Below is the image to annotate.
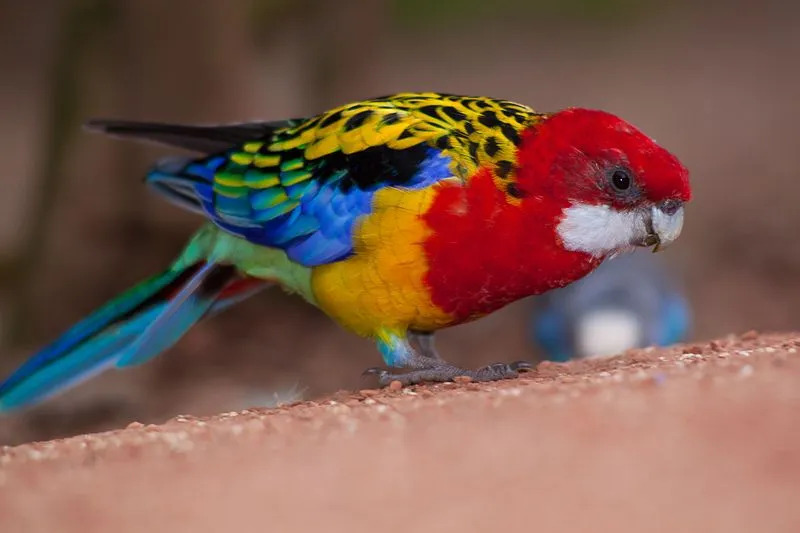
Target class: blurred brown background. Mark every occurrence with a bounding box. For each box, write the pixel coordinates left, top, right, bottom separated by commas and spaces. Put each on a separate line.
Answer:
0, 0, 798, 445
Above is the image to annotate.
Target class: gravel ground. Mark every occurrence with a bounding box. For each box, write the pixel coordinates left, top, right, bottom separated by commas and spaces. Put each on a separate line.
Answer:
1, 332, 799, 533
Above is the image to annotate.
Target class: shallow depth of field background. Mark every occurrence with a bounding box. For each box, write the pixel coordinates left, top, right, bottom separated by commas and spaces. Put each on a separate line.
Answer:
0, 0, 797, 444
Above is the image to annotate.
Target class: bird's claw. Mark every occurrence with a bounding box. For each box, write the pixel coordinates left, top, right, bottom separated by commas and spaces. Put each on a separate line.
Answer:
362, 367, 400, 387
511, 360, 533, 371
363, 359, 533, 387
361, 367, 391, 383
474, 360, 532, 381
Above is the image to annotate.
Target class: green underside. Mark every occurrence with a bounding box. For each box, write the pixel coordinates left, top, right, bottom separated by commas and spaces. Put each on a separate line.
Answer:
175, 223, 317, 305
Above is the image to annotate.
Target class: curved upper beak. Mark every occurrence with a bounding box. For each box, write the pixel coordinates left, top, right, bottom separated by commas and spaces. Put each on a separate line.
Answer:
640, 201, 685, 252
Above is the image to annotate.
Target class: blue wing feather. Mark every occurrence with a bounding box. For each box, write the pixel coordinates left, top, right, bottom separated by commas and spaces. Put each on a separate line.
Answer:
149, 144, 453, 267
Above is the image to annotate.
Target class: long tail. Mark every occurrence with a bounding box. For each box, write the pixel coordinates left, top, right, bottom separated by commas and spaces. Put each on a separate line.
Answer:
0, 261, 266, 413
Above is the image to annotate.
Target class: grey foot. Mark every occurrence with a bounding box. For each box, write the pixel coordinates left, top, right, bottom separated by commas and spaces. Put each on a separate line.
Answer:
363, 360, 532, 387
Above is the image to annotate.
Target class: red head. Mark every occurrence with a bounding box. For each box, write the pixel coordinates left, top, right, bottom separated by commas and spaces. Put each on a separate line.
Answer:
423, 107, 690, 323
515, 108, 691, 256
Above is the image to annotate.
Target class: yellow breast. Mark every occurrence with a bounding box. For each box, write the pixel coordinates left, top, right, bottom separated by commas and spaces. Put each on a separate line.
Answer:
310, 185, 454, 338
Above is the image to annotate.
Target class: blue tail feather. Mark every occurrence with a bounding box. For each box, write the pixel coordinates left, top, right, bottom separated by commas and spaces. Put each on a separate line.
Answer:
0, 262, 243, 413
116, 262, 227, 367
0, 306, 163, 411
0, 269, 184, 401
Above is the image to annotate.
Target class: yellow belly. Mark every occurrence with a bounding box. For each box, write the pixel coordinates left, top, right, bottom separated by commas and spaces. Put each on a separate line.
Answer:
310, 185, 454, 338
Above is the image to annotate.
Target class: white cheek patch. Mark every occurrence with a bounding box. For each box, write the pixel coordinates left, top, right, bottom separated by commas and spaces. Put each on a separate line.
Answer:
556, 203, 647, 257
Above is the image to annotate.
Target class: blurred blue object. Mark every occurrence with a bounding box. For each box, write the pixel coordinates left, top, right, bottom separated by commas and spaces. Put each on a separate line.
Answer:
530, 252, 691, 361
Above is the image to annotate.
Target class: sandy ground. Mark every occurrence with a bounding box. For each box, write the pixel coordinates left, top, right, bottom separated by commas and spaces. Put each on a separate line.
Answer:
1, 331, 799, 533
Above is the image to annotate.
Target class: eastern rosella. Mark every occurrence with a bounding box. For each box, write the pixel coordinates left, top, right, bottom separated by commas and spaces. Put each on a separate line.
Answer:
531, 252, 691, 361
0, 93, 690, 412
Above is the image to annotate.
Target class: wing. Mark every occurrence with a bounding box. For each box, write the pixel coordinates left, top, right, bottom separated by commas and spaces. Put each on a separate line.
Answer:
376, 92, 543, 183
104, 93, 543, 267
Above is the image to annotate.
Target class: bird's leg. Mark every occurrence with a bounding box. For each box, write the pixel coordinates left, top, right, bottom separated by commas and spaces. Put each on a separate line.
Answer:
365, 331, 531, 387
408, 330, 442, 360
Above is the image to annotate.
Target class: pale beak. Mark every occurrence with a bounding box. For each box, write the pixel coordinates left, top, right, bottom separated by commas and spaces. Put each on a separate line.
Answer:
644, 200, 685, 252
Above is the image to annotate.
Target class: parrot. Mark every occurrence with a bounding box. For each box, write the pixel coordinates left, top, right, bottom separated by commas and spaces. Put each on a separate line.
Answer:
530, 251, 691, 362
0, 92, 691, 412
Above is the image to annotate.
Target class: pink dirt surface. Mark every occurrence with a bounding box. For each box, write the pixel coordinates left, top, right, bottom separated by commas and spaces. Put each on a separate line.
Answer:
1, 332, 799, 533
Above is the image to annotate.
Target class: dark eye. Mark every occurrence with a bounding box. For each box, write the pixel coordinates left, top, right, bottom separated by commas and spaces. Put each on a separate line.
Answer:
611, 168, 632, 191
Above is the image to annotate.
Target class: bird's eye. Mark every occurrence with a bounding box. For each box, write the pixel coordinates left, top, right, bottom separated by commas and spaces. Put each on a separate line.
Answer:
610, 168, 632, 191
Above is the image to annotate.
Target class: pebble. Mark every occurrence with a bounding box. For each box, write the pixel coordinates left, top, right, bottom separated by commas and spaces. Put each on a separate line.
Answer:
358, 389, 379, 397
126, 422, 144, 430
388, 380, 403, 391
453, 375, 473, 384
536, 361, 562, 370
683, 345, 705, 355
630, 351, 654, 363
740, 330, 759, 341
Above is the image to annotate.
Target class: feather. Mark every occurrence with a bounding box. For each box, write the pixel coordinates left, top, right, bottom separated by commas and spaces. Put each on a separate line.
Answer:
0, 261, 263, 412
0, 267, 185, 411
91, 95, 539, 269
115, 262, 233, 367
85, 119, 292, 154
